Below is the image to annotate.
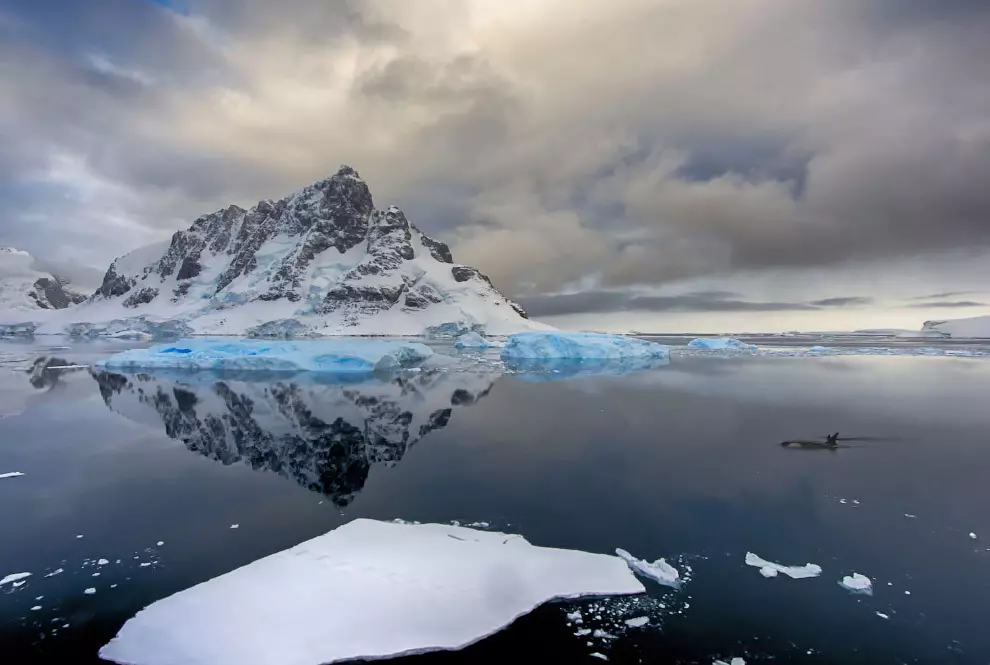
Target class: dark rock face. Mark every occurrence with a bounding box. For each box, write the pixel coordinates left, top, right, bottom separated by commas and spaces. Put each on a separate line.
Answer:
29, 277, 86, 310
123, 287, 159, 308
91, 367, 498, 507
96, 263, 137, 299
421, 235, 453, 264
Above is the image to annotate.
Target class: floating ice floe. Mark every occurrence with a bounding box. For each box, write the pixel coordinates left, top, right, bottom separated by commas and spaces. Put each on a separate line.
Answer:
84, 588, 96, 595
502, 331, 669, 361
100, 519, 644, 665
0, 471, 25, 479
745, 552, 822, 579
615, 548, 682, 588
713, 658, 746, 665
624, 616, 650, 627
687, 338, 757, 351
454, 332, 495, 349
0, 572, 31, 586
839, 573, 873, 594
97, 339, 434, 374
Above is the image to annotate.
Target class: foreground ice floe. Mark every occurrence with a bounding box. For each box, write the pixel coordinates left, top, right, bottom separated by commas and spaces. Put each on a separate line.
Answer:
744, 552, 822, 579
615, 548, 682, 588
839, 573, 873, 594
687, 338, 757, 351
97, 338, 434, 374
502, 332, 669, 361
100, 519, 644, 665
1, 572, 32, 586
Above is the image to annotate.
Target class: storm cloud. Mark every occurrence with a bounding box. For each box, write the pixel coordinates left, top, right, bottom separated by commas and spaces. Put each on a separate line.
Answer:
1, 0, 989, 305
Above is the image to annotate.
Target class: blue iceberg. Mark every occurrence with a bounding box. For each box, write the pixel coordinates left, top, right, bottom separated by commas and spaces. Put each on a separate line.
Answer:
454, 332, 494, 349
97, 339, 435, 374
501, 331, 669, 361
686, 338, 757, 351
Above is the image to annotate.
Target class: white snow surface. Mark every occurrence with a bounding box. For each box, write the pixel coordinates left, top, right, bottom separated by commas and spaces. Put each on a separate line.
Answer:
686, 338, 757, 350
97, 338, 434, 373
922, 316, 990, 338
502, 331, 669, 361
454, 331, 494, 348
99, 519, 644, 665
745, 552, 822, 579
0, 247, 84, 313
839, 573, 873, 594
615, 548, 681, 588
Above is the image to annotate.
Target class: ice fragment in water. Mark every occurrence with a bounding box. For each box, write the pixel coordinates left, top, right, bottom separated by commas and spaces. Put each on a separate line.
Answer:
745, 552, 821, 579
99, 519, 644, 665
84, 588, 96, 595
502, 331, 669, 361
624, 616, 650, 627
615, 548, 681, 588
31, 605, 42, 611
97, 559, 109, 566
687, 338, 757, 350
454, 332, 494, 348
876, 612, 890, 619
230, 524, 239, 529
0, 471, 25, 479
839, 573, 873, 594
713, 659, 747, 665
157, 541, 165, 546
590, 654, 608, 661
0, 572, 32, 586
969, 532, 977, 540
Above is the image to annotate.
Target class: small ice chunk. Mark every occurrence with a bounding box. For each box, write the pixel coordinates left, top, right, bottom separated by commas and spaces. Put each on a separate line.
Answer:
76, 534, 84, 539
592, 629, 616, 639
615, 548, 681, 588
1, 572, 32, 586
43, 568, 63, 578
111, 584, 118, 589
97, 559, 110, 566
12, 581, 25, 588
31, 605, 42, 611
502, 331, 669, 361
230, 524, 239, 529
839, 573, 873, 594
157, 541, 165, 546
84, 588, 96, 595
904, 514, 917, 519
969, 532, 977, 540
35, 596, 43, 600
575, 628, 591, 636
745, 552, 822, 579
93, 573, 101, 577
624, 616, 650, 627
454, 332, 494, 349
713, 659, 746, 665
139, 563, 151, 568
876, 611, 890, 619
590, 654, 608, 661
464, 522, 490, 528
566, 611, 582, 623
687, 338, 757, 351
0, 471, 25, 479
99, 519, 645, 665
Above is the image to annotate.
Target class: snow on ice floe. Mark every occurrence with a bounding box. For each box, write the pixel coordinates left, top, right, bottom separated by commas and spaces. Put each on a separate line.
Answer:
100, 519, 644, 665
687, 338, 757, 351
615, 548, 682, 588
839, 573, 873, 594
97, 338, 434, 374
745, 552, 822, 579
502, 332, 669, 361
1, 572, 32, 586
454, 332, 495, 349
0, 471, 25, 479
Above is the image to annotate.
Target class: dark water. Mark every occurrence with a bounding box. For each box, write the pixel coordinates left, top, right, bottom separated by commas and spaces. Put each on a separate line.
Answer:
2, 341, 990, 664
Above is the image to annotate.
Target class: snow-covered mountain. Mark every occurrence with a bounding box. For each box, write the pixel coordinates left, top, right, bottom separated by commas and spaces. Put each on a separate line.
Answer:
922, 315, 990, 338
92, 366, 500, 505
0, 247, 87, 312
9, 166, 545, 338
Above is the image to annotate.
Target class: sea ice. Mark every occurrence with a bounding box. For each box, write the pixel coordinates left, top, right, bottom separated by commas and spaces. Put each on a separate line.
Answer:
100, 519, 644, 665
1, 572, 32, 586
502, 331, 669, 361
97, 339, 434, 374
0, 471, 25, 479
745, 553, 822, 579
624, 616, 650, 627
454, 332, 494, 349
839, 573, 873, 594
713, 658, 746, 665
687, 338, 757, 351
615, 548, 681, 588
84, 588, 96, 595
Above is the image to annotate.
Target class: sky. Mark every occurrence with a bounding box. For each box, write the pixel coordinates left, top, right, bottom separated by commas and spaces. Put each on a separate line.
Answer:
1, 0, 989, 332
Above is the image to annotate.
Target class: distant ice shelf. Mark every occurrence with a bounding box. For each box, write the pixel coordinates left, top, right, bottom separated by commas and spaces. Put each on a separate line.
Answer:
96, 338, 434, 374
99, 519, 644, 665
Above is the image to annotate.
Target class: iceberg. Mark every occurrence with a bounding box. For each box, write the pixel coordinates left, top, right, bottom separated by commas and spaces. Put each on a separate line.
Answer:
838, 573, 873, 595
454, 331, 495, 348
96, 339, 434, 374
502, 331, 669, 361
744, 552, 821, 579
921, 315, 990, 338
99, 519, 644, 665
686, 338, 757, 351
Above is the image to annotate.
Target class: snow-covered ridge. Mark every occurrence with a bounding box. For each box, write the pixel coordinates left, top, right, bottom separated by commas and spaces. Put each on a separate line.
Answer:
0, 247, 87, 313
7, 166, 546, 337
92, 364, 501, 506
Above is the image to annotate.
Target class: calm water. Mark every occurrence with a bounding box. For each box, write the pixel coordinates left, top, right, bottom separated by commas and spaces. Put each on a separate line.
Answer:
2, 340, 990, 664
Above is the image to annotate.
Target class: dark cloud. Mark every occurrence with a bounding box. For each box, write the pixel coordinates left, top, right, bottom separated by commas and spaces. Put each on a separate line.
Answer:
811, 297, 874, 307
907, 291, 978, 301
907, 301, 987, 309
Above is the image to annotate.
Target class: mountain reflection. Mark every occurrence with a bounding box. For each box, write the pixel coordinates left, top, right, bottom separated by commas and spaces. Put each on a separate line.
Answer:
91, 367, 500, 506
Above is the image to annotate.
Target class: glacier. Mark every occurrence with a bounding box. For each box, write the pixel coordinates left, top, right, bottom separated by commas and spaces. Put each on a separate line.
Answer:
99, 519, 644, 665
686, 338, 757, 351
501, 331, 670, 361
97, 339, 434, 374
